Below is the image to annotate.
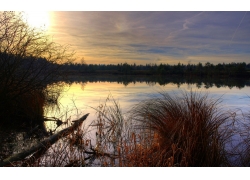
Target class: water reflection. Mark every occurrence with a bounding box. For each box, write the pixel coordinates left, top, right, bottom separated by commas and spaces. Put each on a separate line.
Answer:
63, 75, 250, 89
1, 76, 250, 164
48, 76, 250, 128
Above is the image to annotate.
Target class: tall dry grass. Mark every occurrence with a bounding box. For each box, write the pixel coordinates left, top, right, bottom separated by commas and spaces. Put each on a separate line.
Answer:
128, 91, 232, 166
6, 91, 250, 167
85, 91, 233, 166
225, 106, 250, 166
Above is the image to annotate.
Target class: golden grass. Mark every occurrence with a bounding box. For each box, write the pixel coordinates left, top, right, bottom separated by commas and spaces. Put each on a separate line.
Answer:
7, 91, 250, 167
128, 91, 232, 166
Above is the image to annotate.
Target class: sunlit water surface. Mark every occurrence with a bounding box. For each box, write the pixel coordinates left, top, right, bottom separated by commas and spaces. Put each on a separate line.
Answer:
2, 79, 250, 166
45, 81, 250, 133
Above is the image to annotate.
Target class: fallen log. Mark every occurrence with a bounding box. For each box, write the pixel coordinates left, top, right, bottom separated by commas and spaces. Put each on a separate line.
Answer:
0, 113, 89, 167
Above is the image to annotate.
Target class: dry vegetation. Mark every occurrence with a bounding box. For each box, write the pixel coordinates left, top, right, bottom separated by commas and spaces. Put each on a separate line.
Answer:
3, 91, 249, 167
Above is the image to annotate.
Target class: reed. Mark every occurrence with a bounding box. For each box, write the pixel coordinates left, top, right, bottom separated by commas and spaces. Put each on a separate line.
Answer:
129, 90, 232, 166
225, 104, 250, 166
6, 91, 250, 167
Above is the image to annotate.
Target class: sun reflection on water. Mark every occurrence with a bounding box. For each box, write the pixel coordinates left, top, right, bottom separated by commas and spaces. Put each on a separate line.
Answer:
45, 80, 250, 132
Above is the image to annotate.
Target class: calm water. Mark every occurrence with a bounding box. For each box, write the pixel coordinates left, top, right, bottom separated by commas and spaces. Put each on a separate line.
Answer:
2, 77, 250, 164
46, 79, 250, 125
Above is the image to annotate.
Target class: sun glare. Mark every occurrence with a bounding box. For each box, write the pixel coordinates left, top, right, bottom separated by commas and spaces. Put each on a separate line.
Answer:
23, 11, 51, 29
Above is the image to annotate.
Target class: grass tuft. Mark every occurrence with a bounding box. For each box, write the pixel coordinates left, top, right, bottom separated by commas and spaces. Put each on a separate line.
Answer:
129, 90, 232, 166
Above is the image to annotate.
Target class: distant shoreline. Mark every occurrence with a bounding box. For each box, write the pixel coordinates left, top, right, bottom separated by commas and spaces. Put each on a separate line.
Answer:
57, 73, 250, 89
64, 70, 250, 78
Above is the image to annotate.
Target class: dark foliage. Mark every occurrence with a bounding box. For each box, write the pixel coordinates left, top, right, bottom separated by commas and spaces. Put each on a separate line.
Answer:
62, 61, 250, 77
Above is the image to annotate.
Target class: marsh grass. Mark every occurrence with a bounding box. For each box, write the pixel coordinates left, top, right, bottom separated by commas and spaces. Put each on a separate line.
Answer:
127, 91, 233, 166
88, 94, 128, 166
8, 127, 89, 167
5, 91, 250, 167
225, 107, 250, 166
34, 127, 88, 167
86, 91, 228, 166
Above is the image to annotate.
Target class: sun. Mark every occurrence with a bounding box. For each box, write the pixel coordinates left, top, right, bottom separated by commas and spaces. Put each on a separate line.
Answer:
23, 11, 51, 29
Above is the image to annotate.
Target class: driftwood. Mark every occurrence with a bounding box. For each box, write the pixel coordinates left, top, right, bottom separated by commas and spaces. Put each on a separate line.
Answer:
0, 113, 89, 167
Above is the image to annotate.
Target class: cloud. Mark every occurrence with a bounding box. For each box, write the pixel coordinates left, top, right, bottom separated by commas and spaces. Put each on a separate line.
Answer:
47, 11, 250, 65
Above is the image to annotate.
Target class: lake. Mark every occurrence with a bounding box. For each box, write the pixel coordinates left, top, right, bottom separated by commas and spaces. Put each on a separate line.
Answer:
1, 76, 250, 166
46, 76, 250, 156
45, 76, 250, 126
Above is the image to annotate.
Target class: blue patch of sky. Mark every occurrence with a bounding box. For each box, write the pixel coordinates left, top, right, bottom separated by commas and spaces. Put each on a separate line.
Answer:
221, 46, 250, 54
177, 12, 249, 40
145, 48, 167, 54
197, 12, 247, 27
129, 42, 250, 60
128, 44, 187, 55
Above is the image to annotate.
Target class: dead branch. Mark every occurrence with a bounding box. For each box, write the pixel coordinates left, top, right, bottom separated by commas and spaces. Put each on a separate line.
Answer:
0, 113, 89, 167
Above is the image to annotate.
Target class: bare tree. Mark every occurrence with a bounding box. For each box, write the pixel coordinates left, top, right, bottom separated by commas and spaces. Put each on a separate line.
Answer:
0, 11, 75, 125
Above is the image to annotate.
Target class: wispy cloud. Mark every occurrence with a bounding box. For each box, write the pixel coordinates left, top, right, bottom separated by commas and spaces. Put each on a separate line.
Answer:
48, 11, 250, 65
229, 11, 248, 45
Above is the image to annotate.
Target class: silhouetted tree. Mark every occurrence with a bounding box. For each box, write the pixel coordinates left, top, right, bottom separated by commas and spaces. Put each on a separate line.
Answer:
0, 11, 75, 125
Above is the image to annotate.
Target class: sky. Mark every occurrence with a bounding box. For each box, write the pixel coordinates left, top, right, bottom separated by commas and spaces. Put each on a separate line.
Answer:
44, 11, 250, 65
2, 1, 250, 65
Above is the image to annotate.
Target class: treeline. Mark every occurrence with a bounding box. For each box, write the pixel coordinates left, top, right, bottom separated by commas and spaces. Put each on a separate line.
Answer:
62, 75, 250, 89
62, 62, 250, 77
